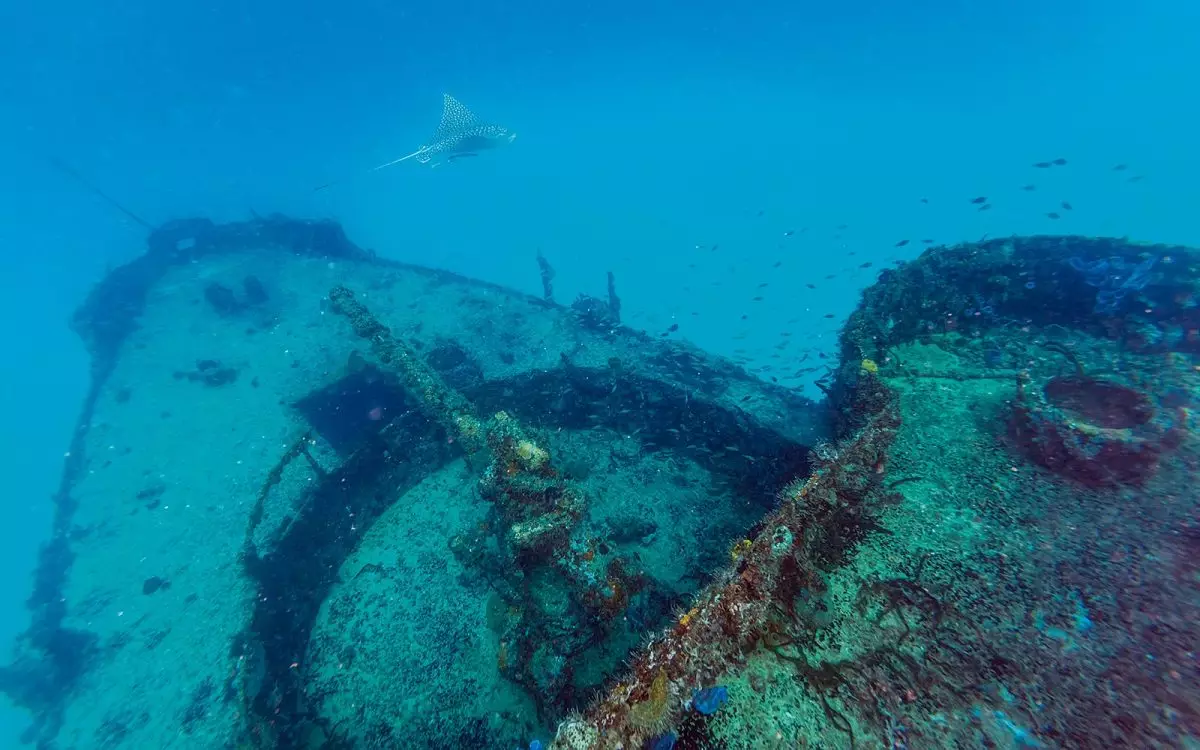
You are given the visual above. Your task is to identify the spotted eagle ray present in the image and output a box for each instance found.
[315,93,516,191]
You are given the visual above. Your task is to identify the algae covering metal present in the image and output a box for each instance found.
[555,234,1199,749]
[0,216,826,749]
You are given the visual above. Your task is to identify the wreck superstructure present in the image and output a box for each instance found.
[0,216,826,749]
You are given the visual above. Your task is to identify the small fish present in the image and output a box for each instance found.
[756,209,765,216]
[1033,161,1052,168]
[805,283,816,289]
[978,203,992,211]
[1052,158,1067,166]
[711,244,719,251]
[772,261,782,268]
[752,296,764,301]
[1061,201,1073,210]
[970,196,987,204]
[824,274,835,280]
[895,239,910,247]
[783,230,794,237]
[1046,212,1061,219]
[1021,184,1036,191]
[823,313,835,319]
[757,282,769,288]
[1112,164,1128,171]
[859,261,873,269]
[921,239,934,244]
[919,197,929,204]
[836,224,848,230]
[667,323,679,332]
[1128,175,1144,183]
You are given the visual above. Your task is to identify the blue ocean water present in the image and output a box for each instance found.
[1,0,1198,746]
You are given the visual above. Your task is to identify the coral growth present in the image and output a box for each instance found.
[552,716,599,750]
[628,668,672,732]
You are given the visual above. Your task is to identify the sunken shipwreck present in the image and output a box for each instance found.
[1,216,1197,750]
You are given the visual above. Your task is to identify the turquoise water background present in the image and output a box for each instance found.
[1,0,1197,742]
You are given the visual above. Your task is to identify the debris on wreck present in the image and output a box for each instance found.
[607,271,622,325]
[1010,368,1183,486]
[538,250,556,302]
[324,285,644,710]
